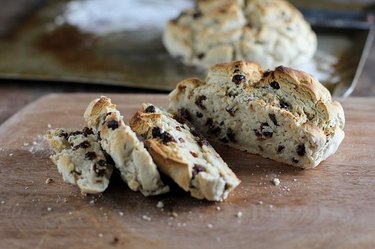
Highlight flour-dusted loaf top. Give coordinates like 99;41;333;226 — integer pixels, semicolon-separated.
45;127;113;194
169;60;345;169
84;97;169;196
129;104;240;201
163;0;316;69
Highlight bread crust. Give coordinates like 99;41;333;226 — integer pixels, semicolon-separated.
169;61;345;169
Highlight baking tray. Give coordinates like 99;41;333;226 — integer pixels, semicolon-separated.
0;0;373;97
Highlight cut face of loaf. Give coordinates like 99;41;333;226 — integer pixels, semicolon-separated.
84;96;169;196
45;127;113;194
168;61;345;169
129;104;240;201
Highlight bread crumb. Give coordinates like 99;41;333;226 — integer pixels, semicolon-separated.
9;153;13;157
142;215;151;221
156;201;164;209
207;223;213;229
269;205;274;208
293;178;297;182
23;142;29;146
98;233;103;238
47;207;52;212
171;211;178;218
0;200;5;204
25;187;29;190
257;201;263;205
216;206;221;211
47;124;52;128
271;178;280;186
236;211;243;218
119;211;124;216
45;178;54;184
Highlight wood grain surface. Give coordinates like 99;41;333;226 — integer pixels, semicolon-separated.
0;94;374;249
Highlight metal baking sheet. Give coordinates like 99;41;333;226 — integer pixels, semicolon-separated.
0;0;373;97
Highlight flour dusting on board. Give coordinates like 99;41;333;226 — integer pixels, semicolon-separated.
27;134;51;155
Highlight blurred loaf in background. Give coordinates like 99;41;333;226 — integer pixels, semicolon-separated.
163;0;317;69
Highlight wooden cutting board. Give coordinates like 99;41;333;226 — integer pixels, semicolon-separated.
0;94;374;249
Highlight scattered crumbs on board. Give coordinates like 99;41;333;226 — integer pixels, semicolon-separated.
156;201;164;209
45;178;54;184
271;178;280;186
142;215;152;221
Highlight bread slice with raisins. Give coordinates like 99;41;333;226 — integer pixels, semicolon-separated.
83;97;169;196
129;104;240;201
45;127;113;194
168;60;345;169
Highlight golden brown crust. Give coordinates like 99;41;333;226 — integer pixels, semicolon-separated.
206;61;344;130
207;60;264;84
169;78;205;104
145;140;191;191
84;96;116;129
272;66;332;103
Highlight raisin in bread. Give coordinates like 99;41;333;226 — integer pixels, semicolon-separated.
84;96;169;196
163;0;316;69
45;127;113;194
129;104;240;201
168;60;345;169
